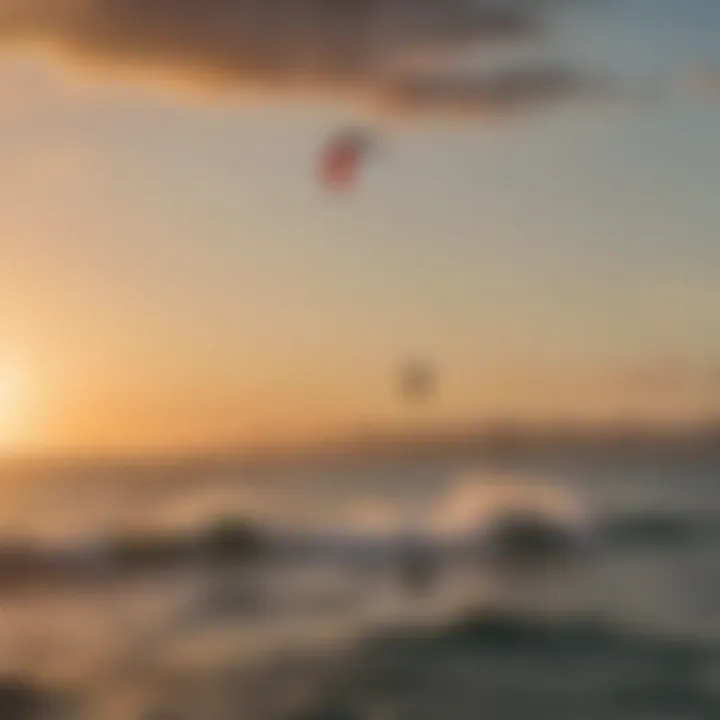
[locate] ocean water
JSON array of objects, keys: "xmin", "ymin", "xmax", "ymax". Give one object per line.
[{"xmin": 0, "ymin": 448, "xmax": 717, "ymax": 719}]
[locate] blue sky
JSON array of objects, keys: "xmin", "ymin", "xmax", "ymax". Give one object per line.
[{"xmin": 0, "ymin": 0, "xmax": 719, "ymax": 451}]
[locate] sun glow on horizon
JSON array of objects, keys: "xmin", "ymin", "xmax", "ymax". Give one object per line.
[{"xmin": 0, "ymin": 362, "xmax": 29, "ymax": 451}]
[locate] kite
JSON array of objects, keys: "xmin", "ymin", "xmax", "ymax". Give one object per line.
[{"xmin": 318, "ymin": 129, "xmax": 375, "ymax": 191}]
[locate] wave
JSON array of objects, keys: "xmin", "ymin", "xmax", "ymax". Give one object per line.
[
  {"xmin": 2, "ymin": 606, "xmax": 716, "ymax": 720},
  {"xmin": 264, "ymin": 476, "xmax": 719, "ymax": 565},
  {"xmin": 154, "ymin": 607, "xmax": 716, "ymax": 720},
  {"xmin": 292, "ymin": 608, "xmax": 720, "ymax": 720},
  {"xmin": 601, "ymin": 510, "xmax": 720, "ymax": 547},
  {"xmin": 0, "ymin": 473, "xmax": 717, "ymax": 593},
  {"xmin": 0, "ymin": 517, "xmax": 267, "ymax": 592}
]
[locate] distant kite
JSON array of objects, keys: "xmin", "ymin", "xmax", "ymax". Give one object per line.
[
  {"xmin": 685, "ymin": 66, "xmax": 720, "ymax": 101},
  {"xmin": 318, "ymin": 129, "xmax": 374, "ymax": 191},
  {"xmin": 398, "ymin": 360, "xmax": 437, "ymax": 403}
]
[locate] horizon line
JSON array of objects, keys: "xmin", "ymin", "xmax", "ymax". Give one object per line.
[{"xmin": 2, "ymin": 415, "xmax": 719, "ymax": 468}]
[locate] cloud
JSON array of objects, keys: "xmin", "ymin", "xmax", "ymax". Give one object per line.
[{"xmin": 0, "ymin": 0, "xmax": 602, "ymax": 118}]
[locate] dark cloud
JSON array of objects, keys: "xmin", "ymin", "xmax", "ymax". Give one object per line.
[
  {"xmin": 377, "ymin": 67, "xmax": 600, "ymax": 118},
  {"xmin": 0, "ymin": 0, "xmax": 601, "ymax": 117}
]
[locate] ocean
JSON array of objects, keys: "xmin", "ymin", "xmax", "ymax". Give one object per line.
[{"xmin": 0, "ymin": 447, "xmax": 717, "ymax": 719}]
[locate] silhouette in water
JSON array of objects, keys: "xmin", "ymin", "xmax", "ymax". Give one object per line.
[
  {"xmin": 401, "ymin": 548, "xmax": 438, "ymax": 594},
  {"xmin": 486, "ymin": 510, "xmax": 584, "ymax": 567}
]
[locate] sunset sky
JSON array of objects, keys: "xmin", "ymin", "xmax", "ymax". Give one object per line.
[{"xmin": 0, "ymin": 0, "xmax": 719, "ymax": 454}]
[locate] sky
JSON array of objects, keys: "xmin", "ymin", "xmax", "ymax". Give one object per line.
[{"xmin": 0, "ymin": 0, "xmax": 719, "ymax": 454}]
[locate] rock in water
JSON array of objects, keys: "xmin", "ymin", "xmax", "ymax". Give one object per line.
[
  {"xmin": 488, "ymin": 511, "xmax": 578, "ymax": 565},
  {"xmin": 0, "ymin": 676, "xmax": 46, "ymax": 720}
]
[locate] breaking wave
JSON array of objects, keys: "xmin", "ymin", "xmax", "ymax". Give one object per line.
[{"xmin": 0, "ymin": 471, "xmax": 716, "ymax": 593}]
